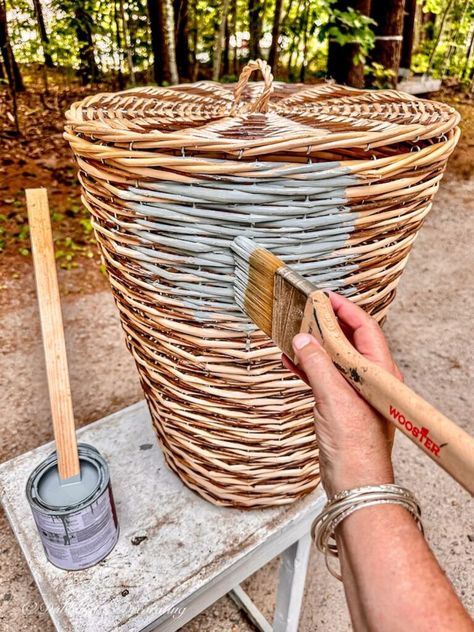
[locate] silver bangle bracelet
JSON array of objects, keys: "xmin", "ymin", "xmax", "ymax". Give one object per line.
[{"xmin": 311, "ymin": 484, "xmax": 424, "ymax": 581}]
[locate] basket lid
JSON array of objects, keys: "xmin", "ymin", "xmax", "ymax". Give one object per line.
[{"xmin": 65, "ymin": 59, "xmax": 459, "ymax": 159}]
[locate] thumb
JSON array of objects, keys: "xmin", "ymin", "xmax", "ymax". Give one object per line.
[{"xmin": 292, "ymin": 333, "xmax": 350, "ymax": 407}]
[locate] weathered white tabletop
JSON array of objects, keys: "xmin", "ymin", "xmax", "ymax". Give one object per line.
[{"xmin": 0, "ymin": 401, "xmax": 325, "ymax": 632}]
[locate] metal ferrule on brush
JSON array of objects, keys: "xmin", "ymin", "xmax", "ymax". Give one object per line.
[
  {"xmin": 276, "ymin": 266, "xmax": 316, "ymax": 298},
  {"xmin": 272, "ymin": 267, "xmax": 318, "ymax": 357}
]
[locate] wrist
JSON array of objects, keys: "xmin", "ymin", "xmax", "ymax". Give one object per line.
[{"xmin": 322, "ymin": 454, "xmax": 394, "ymax": 498}]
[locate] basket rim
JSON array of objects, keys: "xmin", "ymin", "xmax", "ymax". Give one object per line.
[{"xmin": 64, "ymin": 79, "xmax": 460, "ymax": 153}]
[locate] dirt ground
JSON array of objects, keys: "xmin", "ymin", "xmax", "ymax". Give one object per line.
[{"xmin": 0, "ymin": 89, "xmax": 473, "ymax": 630}]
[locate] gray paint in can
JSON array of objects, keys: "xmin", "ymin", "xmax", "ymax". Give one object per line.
[{"xmin": 26, "ymin": 443, "xmax": 119, "ymax": 571}]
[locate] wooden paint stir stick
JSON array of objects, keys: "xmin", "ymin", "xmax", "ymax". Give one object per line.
[{"xmin": 26, "ymin": 188, "xmax": 80, "ymax": 481}]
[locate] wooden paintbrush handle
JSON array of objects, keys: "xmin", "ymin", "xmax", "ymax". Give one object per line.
[
  {"xmin": 26, "ymin": 189, "xmax": 80, "ymax": 480},
  {"xmin": 301, "ymin": 291, "xmax": 474, "ymax": 495}
]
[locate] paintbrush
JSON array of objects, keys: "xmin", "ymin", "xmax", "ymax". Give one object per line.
[{"xmin": 232, "ymin": 236, "xmax": 474, "ymax": 495}]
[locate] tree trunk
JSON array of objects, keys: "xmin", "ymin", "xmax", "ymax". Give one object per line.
[
  {"xmin": 327, "ymin": 0, "xmax": 372, "ymax": 88},
  {"xmin": 286, "ymin": 0, "xmax": 302, "ymax": 81},
  {"xmin": 32, "ymin": 0, "xmax": 54, "ymax": 69},
  {"xmin": 280, "ymin": 0, "xmax": 295, "ymax": 33},
  {"xmin": 190, "ymin": 0, "xmax": 198, "ymax": 80},
  {"xmin": 126, "ymin": 9, "xmax": 138, "ymax": 74},
  {"xmin": 231, "ymin": 0, "xmax": 238, "ymax": 74},
  {"xmin": 462, "ymin": 26, "xmax": 474, "ymax": 80},
  {"xmin": 174, "ymin": 0, "xmax": 191, "ymax": 79},
  {"xmin": 114, "ymin": 0, "xmax": 125, "ymax": 89},
  {"xmin": 420, "ymin": 10, "xmax": 436, "ymax": 43},
  {"xmin": 400, "ymin": 0, "xmax": 417, "ymax": 70},
  {"xmin": 412, "ymin": 0, "xmax": 422, "ymax": 51},
  {"xmin": 287, "ymin": 33, "xmax": 299, "ymax": 80},
  {"xmin": 164, "ymin": 0, "xmax": 179, "ymax": 83},
  {"xmin": 212, "ymin": 0, "xmax": 230, "ymax": 80},
  {"xmin": 279, "ymin": 0, "xmax": 295, "ymax": 76},
  {"xmin": 147, "ymin": 0, "xmax": 178, "ymax": 84},
  {"xmin": 148, "ymin": 0, "xmax": 168, "ymax": 84},
  {"xmin": 74, "ymin": 3, "xmax": 100, "ymax": 85},
  {"xmin": 120, "ymin": 0, "xmax": 135, "ymax": 84},
  {"xmin": 0, "ymin": 0, "xmax": 24, "ymax": 93},
  {"xmin": 248, "ymin": 0, "xmax": 263, "ymax": 59},
  {"xmin": 299, "ymin": 0, "xmax": 309, "ymax": 82},
  {"xmin": 268, "ymin": 0, "xmax": 284, "ymax": 72},
  {"xmin": 370, "ymin": 0, "xmax": 405, "ymax": 87},
  {"xmin": 0, "ymin": 0, "xmax": 21, "ymax": 131},
  {"xmin": 223, "ymin": 11, "xmax": 230, "ymax": 76}
]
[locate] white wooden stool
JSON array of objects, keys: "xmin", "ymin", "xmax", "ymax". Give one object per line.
[{"xmin": 0, "ymin": 402, "xmax": 326, "ymax": 631}]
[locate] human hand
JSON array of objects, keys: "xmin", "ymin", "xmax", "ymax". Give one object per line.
[{"xmin": 282, "ymin": 291, "xmax": 403, "ymax": 497}]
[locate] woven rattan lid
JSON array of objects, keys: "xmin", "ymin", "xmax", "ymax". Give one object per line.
[{"xmin": 65, "ymin": 59, "xmax": 459, "ymax": 160}]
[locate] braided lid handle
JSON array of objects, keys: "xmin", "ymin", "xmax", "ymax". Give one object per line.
[{"xmin": 230, "ymin": 59, "xmax": 274, "ymax": 116}]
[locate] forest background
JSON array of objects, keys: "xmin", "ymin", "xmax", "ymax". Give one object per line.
[{"xmin": 1, "ymin": 0, "xmax": 473, "ymax": 282}]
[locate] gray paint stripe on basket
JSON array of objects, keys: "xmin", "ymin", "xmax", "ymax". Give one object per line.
[
  {"xmin": 127, "ymin": 230, "xmax": 353, "ymax": 253},
  {"xmin": 121, "ymin": 236, "xmax": 355, "ymax": 320},
  {"xmin": 124, "ymin": 187, "xmax": 344, "ymax": 206},
  {"xmin": 130, "ymin": 216, "xmax": 356, "ymax": 237},
  {"xmin": 120, "ymin": 189, "xmax": 352, "ymax": 214},
  {"xmin": 125, "ymin": 199, "xmax": 356, "ymax": 225},
  {"xmin": 103, "ymin": 172, "xmax": 358, "ymax": 324}
]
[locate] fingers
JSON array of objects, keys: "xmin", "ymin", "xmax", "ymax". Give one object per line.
[
  {"xmin": 281, "ymin": 354, "xmax": 310, "ymax": 386},
  {"xmin": 292, "ymin": 333, "xmax": 351, "ymax": 407},
  {"xmin": 393, "ymin": 362, "xmax": 404, "ymax": 382},
  {"xmin": 328, "ymin": 291, "xmax": 395, "ymax": 372}
]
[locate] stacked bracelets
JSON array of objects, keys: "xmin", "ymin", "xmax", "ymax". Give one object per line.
[{"xmin": 311, "ymin": 484, "xmax": 424, "ymax": 581}]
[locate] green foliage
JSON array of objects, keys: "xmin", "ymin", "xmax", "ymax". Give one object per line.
[
  {"xmin": 411, "ymin": 52, "xmax": 430, "ymax": 74},
  {"xmin": 54, "ymin": 236, "xmax": 82, "ymax": 269},
  {"xmin": 7, "ymin": 0, "xmax": 42, "ymax": 64},
  {"xmin": 79, "ymin": 217, "xmax": 93, "ymax": 234},
  {"xmin": 3, "ymin": 0, "xmax": 474, "ymax": 94},
  {"xmin": 0, "ymin": 194, "xmax": 97, "ymax": 271},
  {"xmin": 365, "ymin": 62, "xmax": 396, "ymax": 89},
  {"xmin": 7, "ymin": 0, "xmax": 151, "ymax": 77},
  {"xmin": 281, "ymin": 0, "xmax": 345, "ymax": 79},
  {"xmin": 7, "ymin": 0, "xmax": 74, "ymax": 66},
  {"xmin": 0, "ymin": 208, "xmax": 31, "ymax": 256},
  {"xmin": 16, "ymin": 224, "xmax": 29, "ymax": 241},
  {"xmin": 414, "ymin": 0, "xmax": 474, "ymax": 80},
  {"xmin": 6, "ymin": 0, "xmax": 380, "ymax": 84},
  {"xmin": 422, "ymin": 0, "xmax": 445, "ymax": 14},
  {"xmin": 319, "ymin": 5, "xmax": 376, "ymax": 65}
]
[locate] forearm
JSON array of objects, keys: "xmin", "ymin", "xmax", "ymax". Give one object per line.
[
  {"xmin": 290, "ymin": 322, "xmax": 472, "ymax": 630},
  {"xmin": 336, "ymin": 504, "xmax": 473, "ymax": 632}
]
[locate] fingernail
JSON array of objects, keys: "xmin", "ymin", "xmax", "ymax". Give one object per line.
[{"xmin": 293, "ymin": 333, "xmax": 314, "ymax": 351}]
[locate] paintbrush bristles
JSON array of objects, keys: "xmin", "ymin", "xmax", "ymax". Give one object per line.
[{"xmin": 232, "ymin": 236, "xmax": 284, "ymax": 336}]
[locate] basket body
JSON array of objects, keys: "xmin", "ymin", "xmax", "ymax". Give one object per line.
[{"xmin": 65, "ymin": 74, "xmax": 459, "ymax": 507}]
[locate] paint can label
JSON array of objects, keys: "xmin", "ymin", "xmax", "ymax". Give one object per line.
[
  {"xmin": 32, "ymin": 487, "xmax": 118, "ymax": 571},
  {"xmin": 26, "ymin": 444, "xmax": 119, "ymax": 571}
]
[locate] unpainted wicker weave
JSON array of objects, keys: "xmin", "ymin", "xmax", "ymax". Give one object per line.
[{"xmin": 65, "ymin": 60, "xmax": 460, "ymax": 507}]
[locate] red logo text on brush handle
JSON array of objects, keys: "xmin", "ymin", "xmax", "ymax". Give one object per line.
[{"xmin": 389, "ymin": 405, "xmax": 441, "ymax": 457}]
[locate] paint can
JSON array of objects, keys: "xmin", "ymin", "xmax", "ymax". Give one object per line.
[{"xmin": 26, "ymin": 443, "xmax": 119, "ymax": 571}]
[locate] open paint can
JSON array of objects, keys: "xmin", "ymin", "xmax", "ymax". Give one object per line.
[{"xmin": 26, "ymin": 443, "xmax": 119, "ymax": 571}]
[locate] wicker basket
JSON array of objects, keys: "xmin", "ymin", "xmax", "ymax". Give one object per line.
[{"xmin": 65, "ymin": 60, "xmax": 459, "ymax": 507}]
